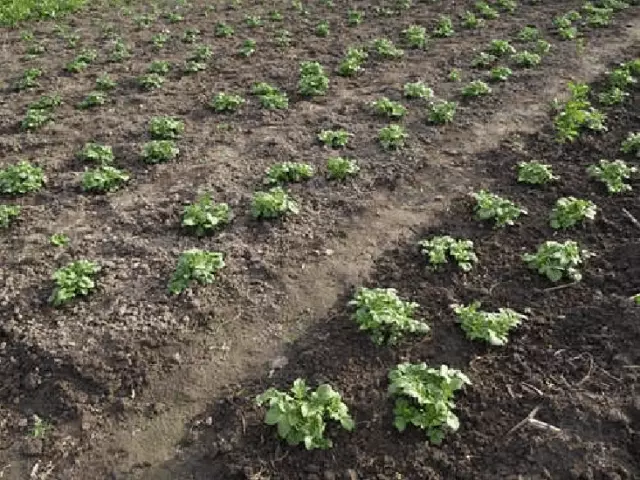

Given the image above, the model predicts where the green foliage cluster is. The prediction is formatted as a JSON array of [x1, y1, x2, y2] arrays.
[[256, 379, 354, 450], [419, 236, 477, 272], [349, 287, 429, 345], [452, 302, 525, 346], [168, 249, 225, 294], [50, 260, 100, 306]]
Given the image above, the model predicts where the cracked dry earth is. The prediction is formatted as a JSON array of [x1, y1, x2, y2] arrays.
[[0, 1, 639, 479]]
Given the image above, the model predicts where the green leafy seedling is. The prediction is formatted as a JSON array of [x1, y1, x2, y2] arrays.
[[252, 82, 289, 109], [433, 16, 454, 37], [327, 157, 359, 180], [251, 187, 299, 219], [517, 161, 557, 185], [372, 38, 404, 58], [78, 91, 107, 109], [388, 363, 470, 444], [318, 129, 351, 148], [96, 74, 117, 90], [461, 11, 485, 29], [370, 97, 407, 119], [462, 80, 491, 97], [50, 260, 100, 306], [168, 249, 225, 294], [403, 25, 428, 49], [349, 287, 429, 345], [452, 302, 525, 346], [255, 379, 354, 450], [78, 143, 114, 164], [472, 52, 497, 69], [487, 39, 515, 56], [621, 132, 640, 157], [182, 194, 230, 236], [0, 161, 44, 195], [138, 73, 165, 90], [587, 159, 636, 194], [210, 92, 245, 112], [378, 125, 408, 149], [141, 140, 179, 164], [428, 100, 457, 124], [82, 165, 129, 193], [266, 162, 314, 184], [149, 116, 184, 139], [549, 197, 597, 229], [337, 47, 368, 76], [523, 240, 591, 282], [472, 190, 526, 227], [0, 205, 21, 228], [298, 61, 329, 96], [50, 233, 69, 247], [419, 236, 477, 272], [490, 66, 512, 81], [403, 81, 433, 100]]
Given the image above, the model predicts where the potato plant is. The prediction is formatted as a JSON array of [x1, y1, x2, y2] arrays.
[[149, 116, 184, 139], [487, 39, 515, 56], [378, 125, 408, 149], [388, 363, 470, 444], [511, 51, 541, 68], [65, 48, 97, 73], [462, 80, 491, 97], [182, 194, 231, 236], [517, 27, 540, 42], [549, 197, 597, 229], [21, 94, 62, 130], [315, 20, 330, 37], [370, 97, 407, 119], [403, 25, 427, 49], [347, 9, 364, 26], [554, 82, 606, 143], [78, 91, 107, 109], [265, 162, 315, 184], [403, 81, 433, 100], [215, 22, 234, 37], [210, 92, 245, 113], [587, 159, 636, 194], [472, 52, 497, 69], [96, 74, 117, 91], [298, 61, 329, 96], [252, 82, 289, 109], [461, 11, 485, 29], [472, 190, 526, 227], [239, 39, 256, 57], [168, 249, 225, 294], [326, 157, 359, 180], [517, 161, 557, 185], [523, 240, 592, 282], [419, 236, 477, 272], [490, 66, 513, 82], [372, 38, 404, 58], [428, 100, 457, 124], [50, 233, 69, 247], [349, 287, 429, 345], [50, 260, 100, 306], [141, 140, 179, 164], [0, 161, 44, 194], [82, 165, 129, 193], [452, 302, 525, 346], [0, 205, 21, 228], [433, 16, 454, 37], [255, 379, 354, 450], [621, 132, 640, 157], [78, 143, 114, 164], [337, 47, 368, 76], [599, 87, 628, 106], [318, 129, 351, 148], [148, 62, 171, 75], [251, 187, 299, 219], [138, 73, 165, 90], [475, 1, 500, 19], [15, 68, 42, 91]]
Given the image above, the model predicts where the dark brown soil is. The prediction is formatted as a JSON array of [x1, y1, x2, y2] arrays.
[[144, 71, 640, 480], [0, 0, 639, 478]]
